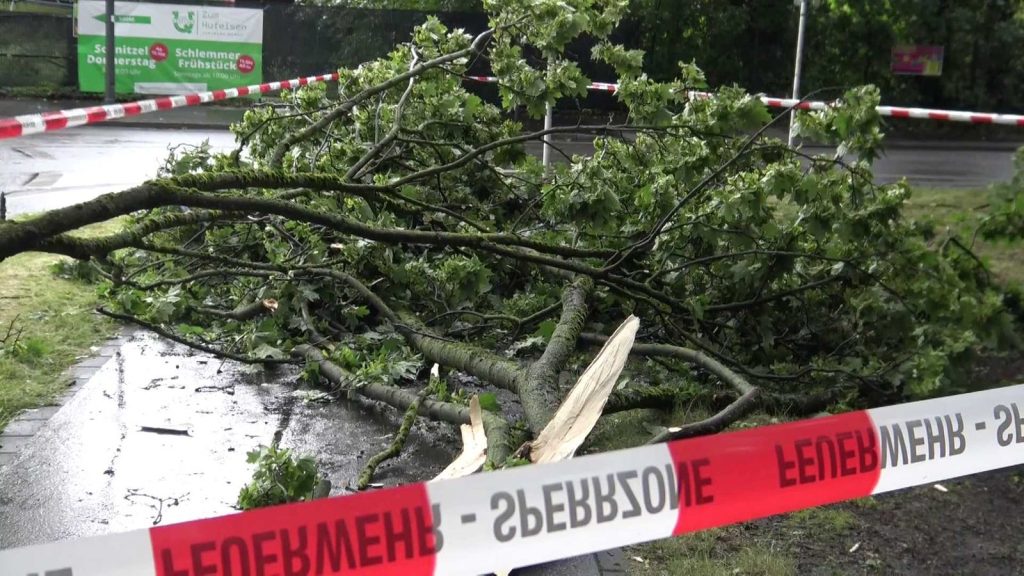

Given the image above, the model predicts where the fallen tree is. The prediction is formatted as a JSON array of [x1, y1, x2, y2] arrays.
[[0, 0, 1014, 482]]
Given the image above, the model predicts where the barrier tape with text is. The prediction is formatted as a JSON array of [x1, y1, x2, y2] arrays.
[[2, 383, 1023, 576]]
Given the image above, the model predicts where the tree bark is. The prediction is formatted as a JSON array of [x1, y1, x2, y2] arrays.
[[294, 345, 512, 465], [519, 277, 594, 434]]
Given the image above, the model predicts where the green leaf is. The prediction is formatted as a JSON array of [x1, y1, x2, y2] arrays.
[[535, 320, 557, 340], [478, 392, 500, 412], [252, 344, 286, 360]]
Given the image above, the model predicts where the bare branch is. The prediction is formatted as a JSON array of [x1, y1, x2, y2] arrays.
[[97, 307, 294, 365], [646, 388, 760, 443], [270, 29, 495, 166]]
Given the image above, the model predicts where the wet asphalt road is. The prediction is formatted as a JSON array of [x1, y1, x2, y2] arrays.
[[0, 332, 622, 575], [0, 127, 236, 217], [0, 126, 1018, 218], [0, 332, 458, 546]]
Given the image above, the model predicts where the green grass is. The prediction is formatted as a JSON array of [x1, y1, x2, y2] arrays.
[[629, 531, 796, 576], [784, 507, 857, 535], [0, 219, 122, 430], [904, 187, 1024, 287]]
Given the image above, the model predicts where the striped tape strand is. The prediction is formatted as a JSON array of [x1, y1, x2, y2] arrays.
[[0, 73, 340, 141], [466, 75, 1024, 126], [2, 383, 1022, 575]]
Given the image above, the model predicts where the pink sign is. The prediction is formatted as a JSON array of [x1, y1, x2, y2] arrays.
[[891, 45, 944, 76]]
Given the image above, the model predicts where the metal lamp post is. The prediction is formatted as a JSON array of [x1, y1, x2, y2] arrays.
[[104, 0, 115, 103], [789, 0, 809, 147]]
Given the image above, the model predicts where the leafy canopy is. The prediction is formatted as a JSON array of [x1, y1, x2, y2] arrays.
[[103, 0, 1011, 415]]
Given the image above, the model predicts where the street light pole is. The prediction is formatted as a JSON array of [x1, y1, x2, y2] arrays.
[[104, 0, 115, 103], [789, 0, 809, 147], [542, 102, 552, 169]]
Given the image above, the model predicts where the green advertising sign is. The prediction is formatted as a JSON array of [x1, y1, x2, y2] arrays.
[[77, 1, 263, 95]]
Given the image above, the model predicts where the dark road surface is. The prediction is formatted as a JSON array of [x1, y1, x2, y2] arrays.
[[0, 125, 1018, 218]]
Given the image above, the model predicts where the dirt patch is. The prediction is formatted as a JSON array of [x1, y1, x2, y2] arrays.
[[971, 352, 1024, 389], [628, 467, 1024, 576]]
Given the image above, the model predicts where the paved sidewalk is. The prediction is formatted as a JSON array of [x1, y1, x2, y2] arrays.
[[0, 329, 623, 575]]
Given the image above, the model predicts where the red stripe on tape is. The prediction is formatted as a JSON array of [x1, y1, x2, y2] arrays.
[[0, 118, 22, 139], [41, 111, 69, 131], [185, 94, 202, 106], [212, 90, 227, 101], [259, 83, 273, 94], [149, 484, 438, 576], [123, 102, 143, 117], [928, 112, 950, 121], [889, 108, 911, 118], [670, 410, 880, 535], [155, 97, 175, 110], [85, 107, 107, 123], [238, 86, 251, 97], [970, 114, 994, 124], [299, 77, 309, 86]]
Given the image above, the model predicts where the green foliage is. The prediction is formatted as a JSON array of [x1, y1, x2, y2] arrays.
[[159, 141, 215, 178], [49, 259, 102, 284], [477, 391, 500, 412], [983, 147, 1024, 241], [237, 445, 322, 511], [303, 0, 482, 10], [99, 0, 1016, 422]]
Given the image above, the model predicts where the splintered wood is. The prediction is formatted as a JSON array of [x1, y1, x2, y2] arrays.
[[529, 315, 640, 464], [432, 395, 488, 481]]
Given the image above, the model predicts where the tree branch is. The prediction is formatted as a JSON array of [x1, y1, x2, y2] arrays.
[[646, 388, 760, 443], [97, 307, 293, 365], [519, 277, 594, 434], [293, 344, 511, 465], [270, 29, 495, 166], [357, 384, 431, 490]]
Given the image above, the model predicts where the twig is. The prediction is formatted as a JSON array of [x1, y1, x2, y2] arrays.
[[96, 307, 294, 365], [646, 388, 761, 443], [356, 385, 432, 490]]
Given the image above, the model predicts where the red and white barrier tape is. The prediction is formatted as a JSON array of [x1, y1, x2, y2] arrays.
[[0, 73, 341, 141], [468, 75, 1024, 126], [2, 383, 1022, 575], [5, 72, 1021, 142]]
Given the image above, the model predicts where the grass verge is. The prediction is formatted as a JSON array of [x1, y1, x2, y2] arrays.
[[904, 187, 1024, 287], [0, 219, 122, 430]]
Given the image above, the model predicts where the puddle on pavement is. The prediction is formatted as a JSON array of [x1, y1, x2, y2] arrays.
[[0, 331, 457, 548]]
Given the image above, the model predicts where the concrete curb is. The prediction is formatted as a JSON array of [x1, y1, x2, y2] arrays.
[[0, 329, 131, 468]]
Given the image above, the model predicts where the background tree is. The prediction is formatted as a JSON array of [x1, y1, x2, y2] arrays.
[[0, 0, 1014, 480]]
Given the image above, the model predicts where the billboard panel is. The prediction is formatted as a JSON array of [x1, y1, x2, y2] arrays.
[[77, 1, 263, 94]]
